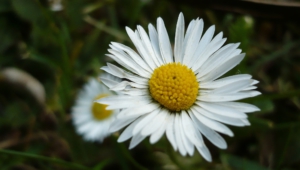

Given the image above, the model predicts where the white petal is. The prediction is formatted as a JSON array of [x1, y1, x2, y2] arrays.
[[129, 133, 147, 149], [98, 95, 151, 110], [99, 73, 122, 89], [189, 111, 205, 145], [198, 91, 261, 102], [98, 95, 147, 103], [196, 145, 212, 162], [199, 53, 245, 82], [190, 112, 227, 149], [165, 114, 177, 150], [109, 115, 138, 132], [106, 52, 147, 78], [121, 88, 149, 96], [186, 138, 195, 156], [242, 86, 257, 91], [196, 43, 240, 77], [200, 74, 252, 89], [108, 49, 142, 74], [125, 27, 156, 71], [110, 42, 152, 74], [196, 101, 247, 118], [101, 64, 123, 79], [209, 79, 254, 94], [149, 115, 169, 144], [118, 116, 145, 142], [132, 109, 160, 135], [182, 20, 195, 63], [110, 81, 146, 91], [157, 17, 173, 63], [179, 112, 194, 156], [241, 119, 250, 126], [251, 80, 259, 86], [72, 112, 91, 125], [137, 25, 160, 67], [94, 125, 108, 142], [134, 28, 156, 70], [181, 111, 202, 146], [190, 25, 215, 70], [174, 114, 187, 156], [148, 24, 164, 65], [77, 121, 94, 134], [182, 19, 204, 66], [195, 36, 227, 70], [240, 80, 259, 91], [191, 108, 234, 137], [100, 74, 121, 88], [192, 36, 226, 71], [192, 105, 248, 126], [104, 63, 148, 85], [117, 103, 160, 118], [174, 12, 185, 63], [140, 108, 167, 136], [217, 102, 260, 113]]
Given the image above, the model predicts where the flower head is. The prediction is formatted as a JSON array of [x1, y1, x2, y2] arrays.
[[71, 77, 118, 142], [98, 13, 260, 161]]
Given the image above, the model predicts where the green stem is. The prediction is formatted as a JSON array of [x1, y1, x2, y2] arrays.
[[113, 137, 147, 170], [0, 149, 89, 170], [276, 128, 294, 169], [83, 15, 129, 41], [166, 142, 186, 170]]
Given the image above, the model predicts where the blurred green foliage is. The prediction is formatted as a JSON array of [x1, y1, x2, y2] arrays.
[[0, 0, 300, 169]]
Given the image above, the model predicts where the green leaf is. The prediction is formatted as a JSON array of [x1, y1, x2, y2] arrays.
[[228, 16, 254, 52], [251, 99, 274, 115], [0, 0, 11, 12], [221, 154, 268, 170], [92, 159, 112, 170], [0, 149, 90, 170], [12, 0, 44, 23], [249, 116, 274, 130]]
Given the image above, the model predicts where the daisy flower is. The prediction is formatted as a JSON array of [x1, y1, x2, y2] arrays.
[[71, 77, 118, 142], [98, 13, 260, 161]]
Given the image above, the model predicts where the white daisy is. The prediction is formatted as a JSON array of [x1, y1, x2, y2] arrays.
[[71, 77, 118, 142], [98, 13, 261, 162]]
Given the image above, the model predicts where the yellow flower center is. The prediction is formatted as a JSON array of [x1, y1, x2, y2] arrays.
[[91, 94, 113, 120], [149, 63, 199, 112]]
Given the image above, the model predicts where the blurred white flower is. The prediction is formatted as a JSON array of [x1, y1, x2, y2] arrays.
[[71, 77, 118, 142]]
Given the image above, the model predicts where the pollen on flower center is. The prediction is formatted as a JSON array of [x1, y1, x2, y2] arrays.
[[91, 94, 113, 120], [149, 63, 199, 112]]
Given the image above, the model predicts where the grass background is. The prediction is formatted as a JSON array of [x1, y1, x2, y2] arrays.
[[0, 0, 300, 169]]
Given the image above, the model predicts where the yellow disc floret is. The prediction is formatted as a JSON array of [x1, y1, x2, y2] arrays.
[[149, 63, 199, 112], [91, 94, 113, 120]]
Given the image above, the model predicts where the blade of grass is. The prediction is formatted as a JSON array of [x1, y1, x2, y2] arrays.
[[276, 127, 294, 169], [221, 153, 268, 170], [113, 136, 148, 170], [250, 40, 300, 73], [0, 149, 90, 170], [84, 15, 128, 41]]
